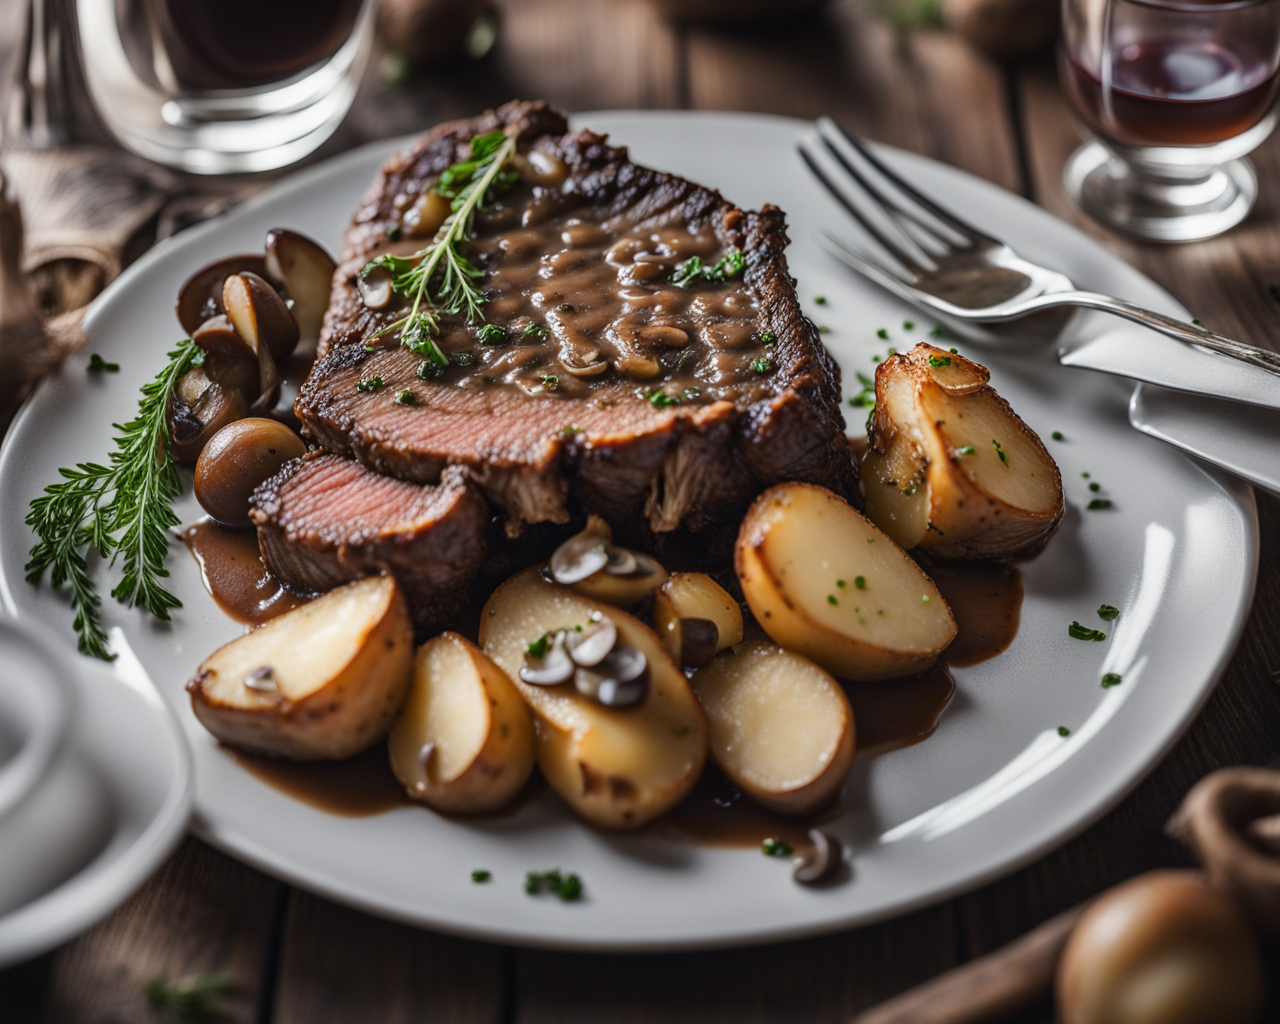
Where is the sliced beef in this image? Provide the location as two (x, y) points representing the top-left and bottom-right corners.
(296, 99), (859, 554)
(250, 453), (488, 635)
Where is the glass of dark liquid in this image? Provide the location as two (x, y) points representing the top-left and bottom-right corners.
(74, 0), (374, 173)
(1060, 0), (1280, 240)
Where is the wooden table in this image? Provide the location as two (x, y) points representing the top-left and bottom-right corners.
(4, 1), (1280, 1020)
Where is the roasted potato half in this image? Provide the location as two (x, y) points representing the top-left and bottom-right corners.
(480, 567), (708, 829)
(188, 575), (414, 760)
(737, 482), (956, 681)
(653, 572), (743, 668)
(862, 343), (1064, 558)
(387, 632), (535, 815)
(693, 643), (855, 815)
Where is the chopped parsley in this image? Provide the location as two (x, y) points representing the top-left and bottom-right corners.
(992, 440), (1009, 467)
(849, 370), (876, 409)
(395, 389), (418, 406)
(524, 321), (550, 340)
(525, 869), (583, 902)
(957, 445), (975, 456)
(675, 352), (690, 371)
(827, 594), (839, 606)
(645, 386), (700, 408)
(1097, 604), (1119, 621)
(1069, 621), (1107, 641)
(837, 579), (847, 588)
(1082, 472), (1090, 478)
(454, 352), (475, 366)
(876, 328), (889, 339)
(1101, 673), (1122, 688)
(87, 353), (119, 373)
(472, 869), (491, 883)
(1192, 317), (1202, 326)
(818, 325), (831, 334)
(1052, 431), (1064, 441)
(815, 295), (827, 305)
(417, 360), (444, 380)
(751, 357), (773, 374)
(903, 320), (915, 330)
(1089, 482), (1101, 492)
(1087, 499), (1113, 510)
(928, 355), (951, 367)
(525, 633), (550, 658)
(541, 374), (559, 389)
(559, 424), (582, 437)
(761, 331), (776, 345)
(355, 375), (385, 393)
(950, 347), (958, 354)
(1058, 726), (1071, 737)
(386, 225), (402, 242)
(854, 576), (867, 590)
(478, 323), (507, 345)
(762, 838), (793, 857)
(671, 247), (746, 288)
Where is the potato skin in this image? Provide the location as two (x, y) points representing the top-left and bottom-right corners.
(188, 578), (414, 760)
(736, 483), (955, 681)
(387, 633), (535, 816)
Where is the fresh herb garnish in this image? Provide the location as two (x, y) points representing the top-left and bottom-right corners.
(1101, 673), (1122, 688)
(26, 340), (204, 659)
(524, 321), (550, 340)
(751, 357), (773, 374)
(1052, 431), (1064, 441)
(818, 325), (831, 334)
(903, 320), (915, 330)
(815, 296), (827, 305)
(386, 225), (402, 242)
(855, 576), (867, 589)
(472, 869), (491, 883)
(478, 323), (507, 346)
(356, 375), (385, 392)
(671, 247), (746, 288)
(876, 328), (888, 339)
(850, 370), (877, 409)
(837, 579), (847, 588)
(362, 129), (519, 366)
(675, 352), (691, 371)
(827, 594), (839, 606)
(1058, 726), (1071, 737)
(396, 389), (418, 406)
(559, 424), (582, 437)
(1081, 472), (1090, 478)
(1069, 621), (1107, 641)
(645, 386), (700, 408)
(930, 324), (944, 338)
(1089, 482), (1101, 492)
(928, 355), (951, 367)
(540, 374), (559, 389)
(144, 973), (234, 1021)
(992, 439), (1009, 467)
(525, 869), (583, 901)
(525, 633), (550, 658)
(87, 353), (119, 373)
(957, 445), (975, 456)
(1097, 604), (1119, 621)
(454, 352), (475, 366)
(762, 837), (793, 857)
(761, 331), (776, 345)
(1087, 499), (1113, 510)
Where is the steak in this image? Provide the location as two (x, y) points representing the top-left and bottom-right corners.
(250, 452), (488, 634)
(295, 99), (858, 550)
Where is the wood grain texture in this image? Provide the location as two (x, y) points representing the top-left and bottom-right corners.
(0, 839), (284, 1023)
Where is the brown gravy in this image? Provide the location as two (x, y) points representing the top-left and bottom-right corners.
(366, 180), (774, 406)
(234, 743), (411, 817)
(182, 519), (304, 625)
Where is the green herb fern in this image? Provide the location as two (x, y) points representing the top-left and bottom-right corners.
(363, 130), (519, 366)
(25, 340), (204, 660)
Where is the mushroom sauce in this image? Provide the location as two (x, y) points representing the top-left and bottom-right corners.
(372, 181), (774, 405)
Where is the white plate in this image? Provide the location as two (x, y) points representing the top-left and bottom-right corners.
(0, 643), (193, 967)
(0, 111), (1257, 951)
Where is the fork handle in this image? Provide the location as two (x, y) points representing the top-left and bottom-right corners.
(1047, 292), (1280, 377)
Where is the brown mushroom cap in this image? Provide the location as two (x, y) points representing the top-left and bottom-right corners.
(1167, 765), (1280, 934)
(223, 272), (300, 362)
(263, 228), (336, 343)
(167, 376), (250, 467)
(176, 255), (267, 336)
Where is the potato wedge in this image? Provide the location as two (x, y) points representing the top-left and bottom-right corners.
(862, 343), (1064, 558)
(693, 643), (855, 815)
(737, 482), (956, 680)
(480, 567), (708, 829)
(188, 575), (413, 760)
(653, 572), (743, 668)
(387, 632), (535, 815)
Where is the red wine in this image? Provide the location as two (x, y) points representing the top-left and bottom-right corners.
(1061, 39), (1280, 146)
(144, 0), (364, 91)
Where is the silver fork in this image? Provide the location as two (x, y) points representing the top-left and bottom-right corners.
(798, 116), (1280, 378)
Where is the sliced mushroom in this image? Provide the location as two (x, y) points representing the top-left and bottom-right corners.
(604, 547), (641, 576)
(565, 614), (618, 668)
(549, 527), (611, 584)
(243, 665), (278, 694)
(574, 645), (648, 708)
(176, 254), (268, 336)
(793, 830), (843, 885)
(192, 315), (261, 401)
(167, 373), (250, 466)
(520, 632), (575, 686)
(223, 271), (300, 362)
(358, 265), (394, 310)
(264, 228), (336, 342)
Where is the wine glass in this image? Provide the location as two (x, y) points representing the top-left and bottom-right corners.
(1059, 0), (1280, 241)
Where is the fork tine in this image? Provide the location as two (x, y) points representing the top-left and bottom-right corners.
(797, 143), (928, 277)
(814, 233), (934, 311)
(817, 117), (995, 245)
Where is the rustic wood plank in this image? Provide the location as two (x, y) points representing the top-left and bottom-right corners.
(1016, 58), (1280, 350)
(515, 903), (961, 1024)
(685, 2), (1021, 191)
(269, 890), (505, 1024)
(0, 838), (284, 1023)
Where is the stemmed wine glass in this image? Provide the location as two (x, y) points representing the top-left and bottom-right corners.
(1059, 0), (1280, 241)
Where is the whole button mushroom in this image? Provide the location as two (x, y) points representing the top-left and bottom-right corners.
(1056, 870), (1265, 1024)
(194, 418), (307, 528)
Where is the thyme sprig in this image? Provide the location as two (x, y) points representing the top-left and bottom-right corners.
(25, 340), (203, 659)
(144, 972), (234, 1021)
(363, 130), (519, 367)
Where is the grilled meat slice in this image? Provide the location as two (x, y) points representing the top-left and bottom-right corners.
(250, 453), (488, 634)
